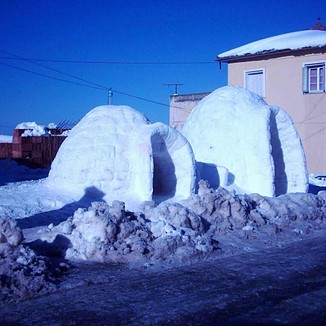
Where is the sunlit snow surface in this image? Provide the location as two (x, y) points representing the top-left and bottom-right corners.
(0, 157), (326, 324)
(0, 135), (12, 143)
(182, 86), (308, 196)
(47, 105), (195, 210)
(218, 30), (326, 58)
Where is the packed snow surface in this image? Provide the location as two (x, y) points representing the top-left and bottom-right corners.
(47, 105), (195, 209)
(0, 135), (12, 143)
(15, 122), (58, 137)
(218, 30), (326, 58)
(0, 217), (63, 302)
(182, 86), (308, 196)
(35, 181), (325, 266)
(0, 159), (325, 303)
(310, 173), (326, 187)
(16, 122), (56, 129)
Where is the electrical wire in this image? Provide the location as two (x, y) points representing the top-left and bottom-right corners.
(0, 49), (207, 110)
(0, 55), (172, 108)
(112, 89), (170, 108)
(0, 56), (216, 65)
(0, 61), (105, 91)
(0, 50), (108, 91)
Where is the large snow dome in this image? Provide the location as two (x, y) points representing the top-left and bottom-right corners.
(182, 86), (308, 196)
(47, 105), (195, 208)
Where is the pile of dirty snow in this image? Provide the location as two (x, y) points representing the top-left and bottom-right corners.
(38, 199), (216, 265)
(0, 218), (65, 302)
(36, 181), (326, 265)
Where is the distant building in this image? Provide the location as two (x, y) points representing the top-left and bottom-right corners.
(216, 23), (326, 173)
(0, 127), (68, 167)
(169, 92), (210, 131)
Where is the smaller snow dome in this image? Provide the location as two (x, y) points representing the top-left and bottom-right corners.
(47, 105), (195, 209)
(182, 86), (308, 196)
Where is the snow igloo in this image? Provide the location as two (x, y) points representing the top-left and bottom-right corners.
(47, 105), (195, 208)
(182, 86), (308, 196)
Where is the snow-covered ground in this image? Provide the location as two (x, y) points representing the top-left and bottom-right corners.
(0, 158), (325, 316)
(2, 236), (325, 325)
(0, 135), (12, 143)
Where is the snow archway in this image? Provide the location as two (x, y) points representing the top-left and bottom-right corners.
(151, 132), (177, 199)
(47, 106), (195, 209)
(270, 106), (308, 195)
(132, 123), (196, 204)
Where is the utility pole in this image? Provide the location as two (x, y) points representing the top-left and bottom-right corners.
(107, 88), (113, 105)
(164, 83), (183, 95)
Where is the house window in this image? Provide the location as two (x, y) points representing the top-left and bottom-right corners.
(303, 63), (325, 93)
(244, 69), (265, 97)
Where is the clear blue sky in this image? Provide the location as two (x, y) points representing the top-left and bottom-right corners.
(0, 0), (325, 134)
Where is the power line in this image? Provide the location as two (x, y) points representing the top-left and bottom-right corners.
(0, 52), (175, 109)
(0, 50), (108, 91)
(0, 61), (105, 91)
(0, 56), (216, 65)
(113, 89), (170, 108)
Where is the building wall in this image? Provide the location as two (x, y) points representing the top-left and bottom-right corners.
(0, 143), (13, 159)
(228, 53), (326, 173)
(8, 129), (67, 167)
(170, 93), (210, 131)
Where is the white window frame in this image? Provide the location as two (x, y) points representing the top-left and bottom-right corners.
(302, 61), (325, 94)
(243, 68), (266, 97)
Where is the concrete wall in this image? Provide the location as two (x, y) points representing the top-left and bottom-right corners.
(169, 93), (210, 131)
(228, 53), (326, 173)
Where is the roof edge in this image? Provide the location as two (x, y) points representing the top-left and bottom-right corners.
(215, 46), (326, 63)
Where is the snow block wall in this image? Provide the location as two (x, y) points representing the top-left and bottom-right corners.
(182, 86), (308, 196)
(47, 105), (195, 207)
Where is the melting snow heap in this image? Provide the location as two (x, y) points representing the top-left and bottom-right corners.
(47, 105), (195, 208)
(182, 86), (308, 197)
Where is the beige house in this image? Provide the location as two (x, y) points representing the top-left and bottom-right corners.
(216, 26), (326, 173)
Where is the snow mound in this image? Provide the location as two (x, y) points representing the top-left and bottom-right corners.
(16, 122), (56, 130)
(40, 200), (215, 264)
(37, 182), (325, 265)
(0, 218), (61, 302)
(182, 182), (325, 237)
(16, 122), (51, 137)
(182, 86), (308, 196)
(47, 105), (195, 209)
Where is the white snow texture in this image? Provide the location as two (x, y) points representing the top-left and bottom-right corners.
(47, 105), (195, 208)
(182, 86), (308, 196)
(218, 30), (326, 58)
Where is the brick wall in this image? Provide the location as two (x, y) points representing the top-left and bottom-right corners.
(0, 143), (13, 159)
(4, 129), (68, 167)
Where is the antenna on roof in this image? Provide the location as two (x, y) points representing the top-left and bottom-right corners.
(164, 83), (183, 95)
(308, 17), (326, 30)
